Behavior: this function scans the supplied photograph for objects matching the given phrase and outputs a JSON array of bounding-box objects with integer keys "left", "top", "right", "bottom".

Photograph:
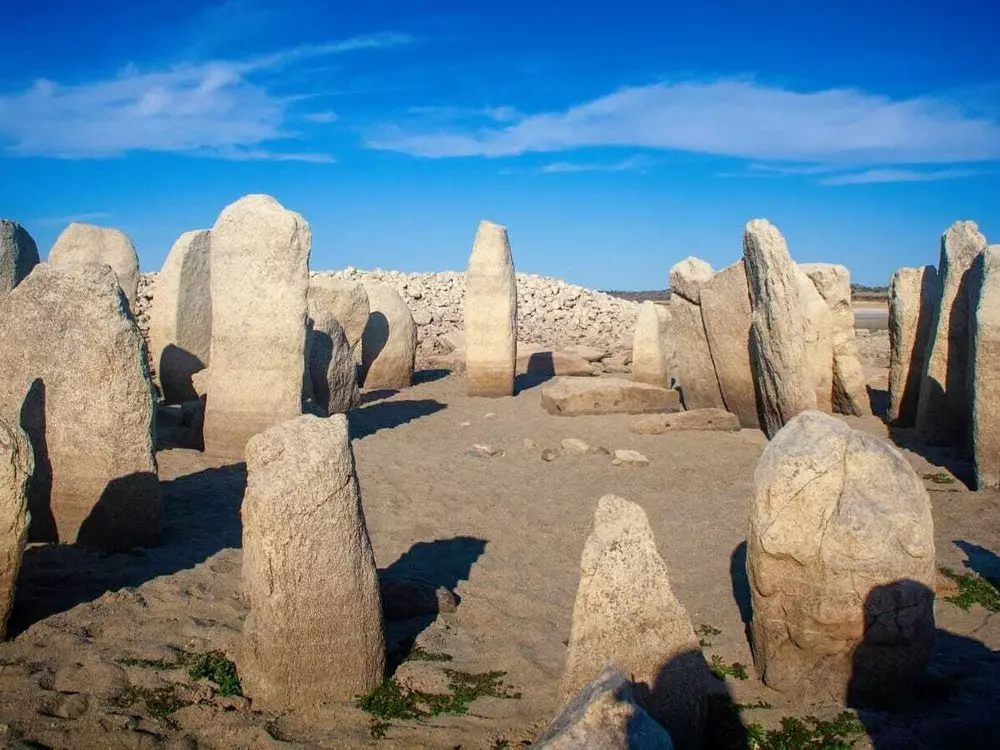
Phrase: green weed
[
  {"left": 746, "top": 712, "right": 865, "bottom": 749},
  {"left": 114, "top": 685, "right": 190, "bottom": 718},
  {"left": 923, "top": 472, "right": 955, "bottom": 484},
  {"left": 939, "top": 566, "right": 1000, "bottom": 612},
  {"left": 709, "top": 654, "right": 749, "bottom": 681},
  {"left": 187, "top": 650, "right": 242, "bottom": 697},
  {"left": 696, "top": 623, "right": 722, "bottom": 648},
  {"left": 403, "top": 646, "right": 454, "bottom": 663}
]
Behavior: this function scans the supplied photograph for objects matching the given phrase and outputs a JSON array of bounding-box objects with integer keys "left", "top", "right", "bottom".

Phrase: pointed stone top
[
  {"left": 589, "top": 494, "right": 656, "bottom": 551},
  {"left": 668, "top": 257, "right": 713, "bottom": 304},
  {"left": 470, "top": 220, "right": 513, "bottom": 266},
  {"left": 941, "top": 221, "right": 987, "bottom": 270},
  {"left": 478, "top": 219, "right": 507, "bottom": 232}
]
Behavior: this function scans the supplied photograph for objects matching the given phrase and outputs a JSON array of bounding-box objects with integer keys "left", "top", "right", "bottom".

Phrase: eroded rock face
[
  {"left": 464, "top": 221, "right": 517, "bottom": 397},
  {"left": 0, "top": 415, "right": 31, "bottom": 638},
  {"left": 241, "top": 414, "right": 385, "bottom": 711},
  {"left": 794, "top": 266, "right": 835, "bottom": 413},
  {"left": 361, "top": 283, "right": 417, "bottom": 390},
  {"left": 0, "top": 220, "right": 39, "bottom": 297},
  {"left": 971, "top": 246, "right": 1000, "bottom": 489},
  {"left": 668, "top": 257, "right": 714, "bottom": 305},
  {"left": 308, "top": 278, "right": 370, "bottom": 350},
  {"left": 541, "top": 377, "right": 681, "bottom": 416},
  {"left": 631, "top": 301, "right": 673, "bottom": 389},
  {"left": 561, "top": 495, "right": 708, "bottom": 749},
  {"left": 743, "top": 220, "right": 816, "bottom": 438},
  {"left": 148, "top": 230, "right": 212, "bottom": 404},
  {"left": 888, "top": 266, "right": 940, "bottom": 426},
  {"left": 203, "top": 195, "right": 310, "bottom": 457},
  {"left": 0, "top": 263, "right": 162, "bottom": 550},
  {"left": 306, "top": 317, "right": 359, "bottom": 415},
  {"left": 916, "top": 221, "right": 988, "bottom": 445},
  {"left": 668, "top": 259, "right": 724, "bottom": 411},
  {"left": 747, "top": 411, "right": 935, "bottom": 703},
  {"left": 49, "top": 222, "right": 140, "bottom": 311}
]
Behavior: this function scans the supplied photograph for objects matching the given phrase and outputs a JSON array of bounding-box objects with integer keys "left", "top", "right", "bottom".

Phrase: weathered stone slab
[
  {"left": 631, "top": 408, "right": 740, "bottom": 434},
  {"left": 49, "top": 222, "right": 140, "bottom": 310},
  {"left": 149, "top": 230, "right": 212, "bottom": 404},
  {"left": 0, "top": 220, "right": 39, "bottom": 297},
  {"left": 308, "top": 278, "right": 370, "bottom": 349},
  {"left": 203, "top": 195, "right": 310, "bottom": 457},
  {"left": 465, "top": 221, "right": 517, "bottom": 397},
  {"left": 669, "top": 257, "right": 713, "bottom": 305},
  {"left": 668, "top": 296, "right": 724, "bottom": 410},
  {"left": 971, "top": 246, "right": 1000, "bottom": 489},
  {"left": 748, "top": 411, "right": 935, "bottom": 703},
  {"left": 0, "top": 263, "right": 162, "bottom": 550},
  {"left": 517, "top": 344, "right": 594, "bottom": 377},
  {"left": 888, "top": 266, "right": 940, "bottom": 426},
  {"left": 700, "top": 260, "right": 758, "bottom": 427},
  {"left": 0, "top": 415, "right": 31, "bottom": 638},
  {"left": 631, "top": 301, "right": 673, "bottom": 388},
  {"left": 241, "top": 414, "right": 385, "bottom": 710},
  {"left": 561, "top": 495, "right": 708, "bottom": 749},
  {"left": 743, "top": 220, "right": 816, "bottom": 438},
  {"left": 306, "top": 316, "right": 359, "bottom": 415},
  {"left": 794, "top": 266, "right": 835, "bottom": 412},
  {"left": 541, "top": 377, "right": 681, "bottom": 416},
  {"left": 916, "top": 221, "right": 988, "bottom": 445},
  {"left": 361, "top": 283, "right": 417, "bottom": 389}
]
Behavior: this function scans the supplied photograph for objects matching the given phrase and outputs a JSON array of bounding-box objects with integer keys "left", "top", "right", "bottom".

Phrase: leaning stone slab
[
  {"left": 308, "top": 277, "right": 370, "bottom": 350},
  {"left": 0, "top": 415, "right": 31, "bottom": 638},
  {"left": 631, "top": 301, "right": 673, "bottom": 388},
  {"left": 148, "top": 230, "right": 212, "bottom": 404},
  {"left": 971, "top": 246, "right": 1000, "bottom": 489},
  {"left": 916, "top": 221, "right": 988, "bottom": 445},
  {"left": 306, "top": 316, "right": 360, "bottom": 415},
  {"left": 203, "top": 195, "right": 309, "bottom": 458},
  {"left": 561, "top": 495, "right": 708, "bottom": 749},
  {"left": 49, "top": 222, "right": 140, "bottom": 310},
  {"left": 0, "top": 263, "right": 162, "bottom": 550},
  {"left": 536, "top": 666, "right": 675, "bottom": 749},
  {"left": 888, "top": 266, "right": 940, "bottom": 426},
  {"left": 361, "top": 283, "right": 417, "bottom": 389},
  {"left": 743, "top": 220, "right": 816, "bottom": 438},
  {"left": 700, "top": 260, "right": 758, "bottom": 427},
  {"left": 541, "top": 377, "right": 681, "bottom": 416},
  {"left": 631, "top": 408, "right": 740, "bottom": 434},
  {"left": 0, "top": 220, "right": 39, "bottom": 297},
  {"left": 240, "top": 414, "right": 385, "bottom": 711},
  {"left": 668, "top": 258, "right": 724, "bottom": 411},
  {"left": 747, "top": 411, "right": 935, "bottom": 703},
  {"left": 465, "top": 220, "right": 517, "bottom": 397}
]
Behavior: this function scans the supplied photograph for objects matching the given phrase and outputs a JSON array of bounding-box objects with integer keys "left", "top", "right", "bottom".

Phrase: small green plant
[
  {"left": 696, "top": 623, "right": 722, "bottom": 648},
  {"left": 746, "top": 712, "right": 865, "bottom": 749},
  {"left": 357, "top": 677, "right": 425, "bottom": 721},
  {"left": 117, "top": 657, "right": 175, "bottom": 669},
  {"left": 923, "top": 472, "right": 956, "bottom": 485},
  {"left": 403, "top": 646, "right": 454, "bottom": 663},
  {"left": 115, "top": 685, "right": 191, "bottom": 718},
  {"left": 369, "top": 718, "right": 392, "bottom": 739},
  {"left": 187, "top": 650, "right": 242, "bottom": 697},
  {"left": 709, "top": 654, "right": 749, "bottom": 681},
  {"left": 737, "top": 699, "right": 774, "bottom": 712},
  {"left": 939, "top": 567, "right": 1000, "bottom": 612}
]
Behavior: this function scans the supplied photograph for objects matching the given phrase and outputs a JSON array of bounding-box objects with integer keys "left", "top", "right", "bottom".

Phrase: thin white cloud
[
  {"left": 540, "top": 157, "right": 644, "bottom": 174},
  {"left": 0, "top": 32, "right": 413, "bottom": 160},
  {"left": 820, "top": 168, "right": 977, "bottom": 186},
  {"left": 203, "top": 147, "right": 336, "bottom": 163},
  {"left": 302, "top": 111, "right": 339, "bottom": 124},
  {"left": 366, "top": 79, "right": 1000, "bottom": 166},
  {"left": 30, "top": 211, "right": 113, "bottom": 227}
]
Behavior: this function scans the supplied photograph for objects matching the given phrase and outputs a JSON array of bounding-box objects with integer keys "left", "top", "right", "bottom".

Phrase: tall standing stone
[
  {"left": 148, "top": 230, "right": 212, "bottom": 404},
  {"left": 306, "top": 316, "right": 360, "bottom": 415},
  {"left": 700, "top": 260, "right": 758, "bottom": 427},
  {"left": 747, "top": 411, "right": 935, "bottom": 703},
  {"left": 0, "top": 415, "right": 31, "bottom": 638},
  {"left": 0, "top": 220, "right": 39, "bottom": 296},
  {"left": 668, "top": 258, "right": 724, "bottom": 410},
  {"left": 801, "top": 263, "right": 871, "bottom": 416},
  {"left": 49, "top": 222, "right": 140, "bottom": 311},
  {"left": 240, "top": 414, "right": 385, "bottom": 710},
  {"left": 465, "top": 221, "right": 517, "bottom": 397},
  {"left": 743, "top": 220, "right": 816, "bottom": 438},
  {"left": 631, "top": 301, "right": 673, "bottom": 389},
  {"left": 308, "top": 278, "right": 370, "bottom": 350},
  {"left": 203, "top": 195, "right": 309, "bottom": 457},
  {"left": 794, "top": 266, "right": 835, "bottom": 412},
  {"left": 887, "top": 266, "right": 940, "bottom": 426},
  {"left": 971, "top": 246, "right": 1000, "bottom": 489},
  {"left": 915, "top": 221, "right": 988, "bottom": 445},
  {"left": 561, "top": 495, "right": 708, "bottom": 750},
  {"left": 361, "top": 283, "right": 416, "bottom": 390},
  {"left": 0, "top": 263, "right": 162, "bottom": 550}
]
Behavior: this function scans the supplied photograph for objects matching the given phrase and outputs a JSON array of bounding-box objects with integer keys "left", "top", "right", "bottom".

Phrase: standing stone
[
  {"left": 668, "top": 259, "right": 724, "bottom": 410},
  {"left": 306, "top": 317, "right": 360, "bottom": 415},
  {"left": 561, "top": 495, "right": 708, "bottom": 750},
  {"left": 465, "top": 221, "right": 517, "bottom": 397},
  {"left": 794, "top": 266, "right": 835, "bottom": 413},
  {"left": 747, "top": 411, "right": 935, "bottom": 703},
  {"left": 631, "top": 301, "right": 673, "bottom": 389},
  {"left": 971, "top": 246, "right": 1000, "bottom": 489},
  {"left": 888, "top": 267, "right": 941, "bottom": 426},
  {"left": 308, "top": 278, "right": 370, "bottom": 349},
  {"left": 361, "top": 284, "right": 417, "bottom": 389},
  {"left": 0, "top": 415, "right": 31, "bottom": 638},
  {"left": 49, "top": 222, "right": 140, "bottom": 311},
  {"left": 700, "top": 260, "right": 758, "bottom": 427},
  {"left": 240, "top": 414, "right": 385, "bottom": 710},
  {"left": 0, "top": 220, "right": 39, "bottom": 296},
  {"left": 743, "top": 220, "right": 816, "bottom": 438},
  {"left": 916, "top": 221, "right": 988, "bottom": 444},
  {"left": 0, "top": 263, "right": 162, "bottom": 550},
  {"left": 203, "top": 195, "right": 309, "bottom": 457},
  {"left": 148, "top": 230, "right": 212, "bottom": 404}
]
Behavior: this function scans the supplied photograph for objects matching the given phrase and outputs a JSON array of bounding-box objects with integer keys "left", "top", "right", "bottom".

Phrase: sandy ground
[{"left": 0, "top": 358, "right": 997, "bottom": 749}]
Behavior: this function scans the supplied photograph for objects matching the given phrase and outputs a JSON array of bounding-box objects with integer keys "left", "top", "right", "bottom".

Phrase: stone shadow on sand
[
  {"left": 8, "top": 462, "right": 246, "bottom": 637},
  {"left": 514, "top": 352, "right": 559, "bottom": 394},
  {"left": 885, "top": 424, "right": 976, "bottom": 489},
  {"left": 348, "top": 399, "right": 446, "bottom": 439},
  {"left": 360, "top": 388, "right": 398, "bottom": 405},
  {"left": 413, "top": 368, "right": 450, "bottom": 385},
  {"left": 730, "top": 542, "right": 752, "bottom": 644},
  {"left": 953, "top": 540, "right": 1000, "bottom": 587},
  {"left": 867, "top": 386, "right": 889, "bottom": 420}
]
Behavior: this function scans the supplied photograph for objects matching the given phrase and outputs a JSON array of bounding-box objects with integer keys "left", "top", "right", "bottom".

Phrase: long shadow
[
  {"left": 8, "top": 462, "right": 246, "bottom": 637},
  {"left": 729, "top": 542, "right": 752, "bottom": 646},
  {"left": 953, "top": 539, "right": 1000, "bottom": 588},
  {"left": 360, "top": 388, "right": 398, "bottom": 405},
  {"left": 514, "top": 352, "right": 559, "bottom": 394},
  {"left": 413, "top": 368, "right": 450, "bottom": 385},
  {"left": 886, "top": 424, "right": 976, "bottom": 488},
  {"left": 348, "top": 398, "right": 446, "bottom": 439}
]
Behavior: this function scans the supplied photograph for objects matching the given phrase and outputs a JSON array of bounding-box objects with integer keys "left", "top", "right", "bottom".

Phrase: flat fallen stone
[
  {"left": 561, "top": 438, "right": 607, "bottom": 455},
  {"left": 631, "top": 408, "right": 740, "bottom": 434},
  {"left": 564, "top": 345, "right": 608, "bottom": 363},
  {"left": 611, "top": 449, "right": 649, "bottom": 466},
  {"left": 517, "top": 344, "right": 595, "bottom": 377},
  {"left": 541, "top": 377, "right": 681, "bottom": 416}
]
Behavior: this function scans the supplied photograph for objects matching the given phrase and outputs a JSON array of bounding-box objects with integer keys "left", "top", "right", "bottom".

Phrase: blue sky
[{"left": 1, "top": 0, "right": 998, "bottom": 289}]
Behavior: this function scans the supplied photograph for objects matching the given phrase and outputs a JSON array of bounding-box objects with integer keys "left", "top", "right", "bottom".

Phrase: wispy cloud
[
  {"left": 0, "top": 32, "right": 413, "bottom": 160},
  {"left": 30, "top": 211, "right": 112, "bottom": 227},
  {"left": 820, "top": 168, "right": 978, "bottom": 186},
  {"left": 540, "top": 157, "right": 645, "bottom": 174},
  {"left": 302, "top": 111, "right": 339, "bottom": 124},
  {"left": 366, "top": 79, "right": 1000, "bottom": 166}
]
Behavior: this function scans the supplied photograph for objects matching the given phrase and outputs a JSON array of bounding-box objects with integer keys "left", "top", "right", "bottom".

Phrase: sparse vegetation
[
  {"left": 746, "top": 711, "right": 865, "bottom": 749},
  {"left": 737, "top": 699, "right": 774, "bottom": 712},
  {"left": 117, "top": 649, "right": 242, "bottom": 698},
  {"left": 114, "top": 685, "right": 191, "bottom": 718},
  {"left": 939, "top": 566, "right": 1000, "bottom": 612},
  {"left": 403, "top": 646, "right": 454, "bottom": 663},
  {"left": 923, "top": 472, "right": 956, "bottom": 485},
  {"left": 696, "top": 623, "right": 722, "bottom": 648},
  {"left": 709, "top": 654, "right": 749, "bottom": 681}
]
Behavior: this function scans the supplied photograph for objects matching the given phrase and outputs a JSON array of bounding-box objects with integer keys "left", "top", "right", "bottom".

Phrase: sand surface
[{"left": 0, "top": 366, "right": 998, "bottom": 749}]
